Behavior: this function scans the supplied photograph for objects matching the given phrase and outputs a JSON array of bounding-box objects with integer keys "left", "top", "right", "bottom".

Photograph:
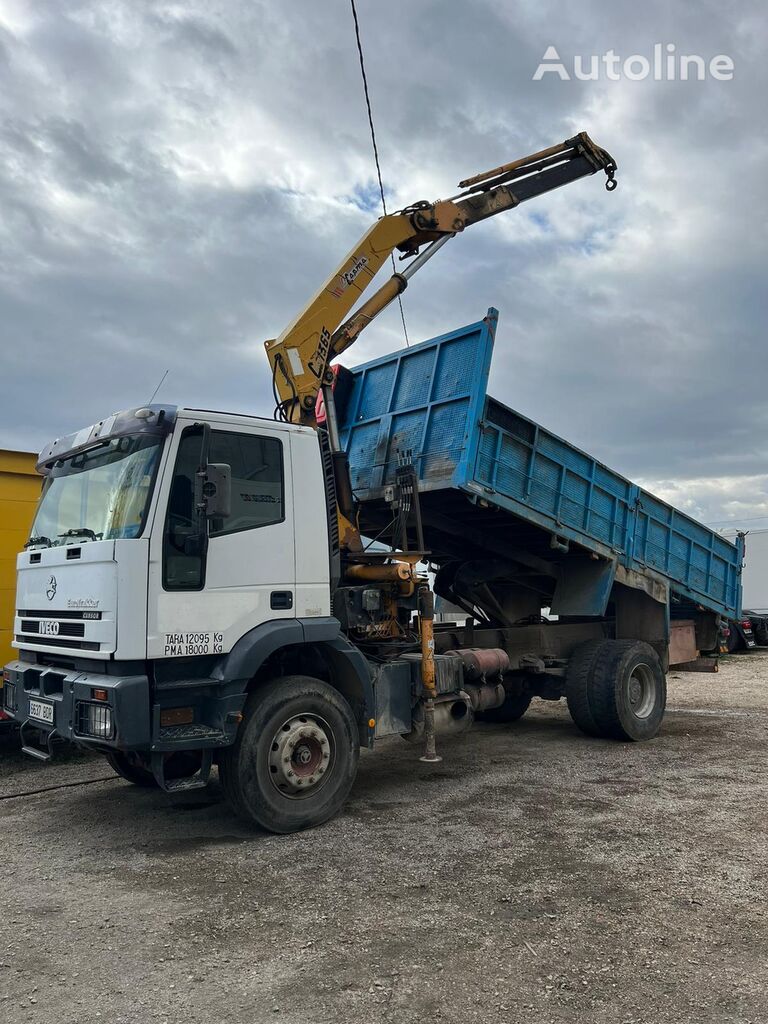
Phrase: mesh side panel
[
  {"left": 538, "top": 432, "right": 592, "bottom": 478},
  {"left": 391, "top": 349, "right": 435, "bottom": 410},
  {"left": 384, "top": 411, "right": 429, "bottom": 484},
  {"left": 431, "top": 332, "right": 482, "bottom": 403},
  {"left": 357, "top": 363, "right": 397, "bottom": 420},
  {"left": 494, "top": 435, "right": 529, "bottom": 500},
  {"left": 486, "top": 400, "right": 536, "bottom": 444},
  {"left": 421, "top": 399, "right": 470, "bottom": 481},
  {"left": 347, "top": 422, "right": 383, "bottom": 491}
]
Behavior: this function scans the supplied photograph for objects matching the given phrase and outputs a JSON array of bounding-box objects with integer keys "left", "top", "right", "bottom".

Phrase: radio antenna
[{"left": 147, "top": 369, "right": 169, "bottom": 406}]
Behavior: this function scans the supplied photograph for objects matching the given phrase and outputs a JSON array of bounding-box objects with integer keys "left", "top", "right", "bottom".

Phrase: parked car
[{"left": 744, "top": 610, "right": 768, "bottom": 646}]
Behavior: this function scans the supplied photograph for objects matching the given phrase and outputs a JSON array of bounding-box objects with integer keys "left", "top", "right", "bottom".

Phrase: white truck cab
[{"left": 14, "top": 406, "right": 331, "bottom": 663}]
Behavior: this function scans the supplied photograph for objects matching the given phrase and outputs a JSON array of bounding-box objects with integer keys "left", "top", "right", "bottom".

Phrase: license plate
[{"left": 29, "top": 699, "right": 54, "bottom": 725}]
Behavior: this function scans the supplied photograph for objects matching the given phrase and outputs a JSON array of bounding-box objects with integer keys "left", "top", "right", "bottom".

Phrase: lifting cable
[{"left": 349, "top": 0, "right": 410, "bottom": 347}]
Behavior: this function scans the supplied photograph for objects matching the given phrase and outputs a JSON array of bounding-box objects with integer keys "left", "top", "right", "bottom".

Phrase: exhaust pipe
[{"left": 403, "top": 692, "right": 474, "bottom": 743}]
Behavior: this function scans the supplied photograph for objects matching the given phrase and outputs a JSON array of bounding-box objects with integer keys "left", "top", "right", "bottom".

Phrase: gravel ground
[{"left": 1, "top": 654, "right": 767, "bottom": 1024}]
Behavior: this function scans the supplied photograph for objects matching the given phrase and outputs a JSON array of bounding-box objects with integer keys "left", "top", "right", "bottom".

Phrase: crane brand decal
[
  {"left": 164, "top": 631, "right": 224, "bottom": 656},
  {"left": 330, "top": 255, "right": 368, "bottom": 298}
]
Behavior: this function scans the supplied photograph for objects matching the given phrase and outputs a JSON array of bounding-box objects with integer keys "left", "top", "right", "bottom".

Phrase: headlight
[{"left": 75, "top": 701, "right": 114, "bottom": 739}]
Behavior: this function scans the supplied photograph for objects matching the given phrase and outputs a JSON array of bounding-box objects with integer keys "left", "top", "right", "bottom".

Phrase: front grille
[
  {"left": 20, "top": 620, "right": 85, "bottom": 637},
  {"left": 3, "top": 681, "right": 17, "bottom": 713},
  {"left": 75, "top": 700, "right": 114, "bottom": 739},
  {"left": 18, "top": 609, "right": 102, "bottom": 620},
  {"left": 16, "top": 636, "right": 100, "bottom": 652}
]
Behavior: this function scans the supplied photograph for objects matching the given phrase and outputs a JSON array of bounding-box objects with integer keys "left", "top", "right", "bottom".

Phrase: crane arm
[{"left": 265, "top": 131, "right": 616, "bottom": 425}]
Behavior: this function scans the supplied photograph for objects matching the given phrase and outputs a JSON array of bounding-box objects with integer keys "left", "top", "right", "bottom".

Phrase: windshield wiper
[
  {"left": 57, "top": 528, "right": 102, "bottom": 542},
  {"left": 24, "top": 535, "right": 52, "bottom": 549}
]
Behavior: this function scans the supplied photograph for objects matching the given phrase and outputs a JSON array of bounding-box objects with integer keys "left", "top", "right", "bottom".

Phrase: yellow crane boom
[{"left": 265, "top": 131, "right": 617, "bottom": 426}]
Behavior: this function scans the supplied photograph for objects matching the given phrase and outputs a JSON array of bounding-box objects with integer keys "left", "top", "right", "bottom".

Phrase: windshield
[{"left": 29, "top": 434, "right": 163, "bottom": 546}]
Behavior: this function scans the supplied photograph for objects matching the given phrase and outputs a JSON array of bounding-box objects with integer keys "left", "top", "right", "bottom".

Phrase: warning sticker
[{"left": 164, "top": 632, "right": 224, "bottom": 657}]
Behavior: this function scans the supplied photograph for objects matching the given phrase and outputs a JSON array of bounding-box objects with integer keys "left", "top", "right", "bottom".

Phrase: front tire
[
  {"left": 106, "top": 751, "right": 156, "bottom": 787},
  {"left": 219, "top": 675, "right": 360, "bottom": 834},
  {"left": 106, "top": 751, "right": 202, "bottom": 787}
]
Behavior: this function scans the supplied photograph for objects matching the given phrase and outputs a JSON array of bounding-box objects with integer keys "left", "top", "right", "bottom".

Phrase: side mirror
[{"left": 196, "top": 463, "right": 231, "bottom": 519}]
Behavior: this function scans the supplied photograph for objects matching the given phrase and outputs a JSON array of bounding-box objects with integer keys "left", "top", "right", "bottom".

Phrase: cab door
[{"left": 146, "top": 420, "right": 296, "bottom": 660}]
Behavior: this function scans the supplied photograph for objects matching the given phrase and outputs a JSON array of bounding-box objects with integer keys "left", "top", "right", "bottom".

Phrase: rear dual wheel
[
  {"left": 219, "top": 675, "right": 359, "bottom": 834},
  {"left": 566, "top": 639, "right": 666, "bottom": 741}
]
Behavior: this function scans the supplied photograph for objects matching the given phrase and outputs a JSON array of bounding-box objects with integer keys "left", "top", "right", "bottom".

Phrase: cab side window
[
  {"left": 208, "top": 432, "right": 284, "bottom": 536},
  {"left": 162, "top": 428, "right": 284, "bottom": 591}
]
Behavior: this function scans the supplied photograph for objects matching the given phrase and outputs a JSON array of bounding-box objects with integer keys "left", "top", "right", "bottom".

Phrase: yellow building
[{"left": 1, "top": 450, "right": 41, "bottom": 670}]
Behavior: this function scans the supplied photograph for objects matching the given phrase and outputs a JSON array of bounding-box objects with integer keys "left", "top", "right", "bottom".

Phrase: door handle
[{"left": 270, "top": 591, "right": 293, "bottom": 610}]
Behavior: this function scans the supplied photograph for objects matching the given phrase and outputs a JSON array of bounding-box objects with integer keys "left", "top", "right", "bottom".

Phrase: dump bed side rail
[{"left": 473, "top": 399, "right": 742, "bottom": 616}]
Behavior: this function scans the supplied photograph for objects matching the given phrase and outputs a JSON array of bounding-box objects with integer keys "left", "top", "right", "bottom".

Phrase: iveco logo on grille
[
  {"left": 46, "top": 575, "right": 57, "bottom": 601},
  {"left": 39, "top": 620, "right": 61, "bottom": 636}
]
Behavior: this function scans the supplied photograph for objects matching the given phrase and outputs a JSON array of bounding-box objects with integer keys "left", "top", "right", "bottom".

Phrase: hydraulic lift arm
[{"left": 265, "top": 131, "right": 617, "bottom": 426}]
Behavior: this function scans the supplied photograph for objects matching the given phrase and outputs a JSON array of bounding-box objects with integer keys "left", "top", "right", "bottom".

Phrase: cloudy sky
[{"left": 1, "top": 0, "right": 766, "bottom": 530}]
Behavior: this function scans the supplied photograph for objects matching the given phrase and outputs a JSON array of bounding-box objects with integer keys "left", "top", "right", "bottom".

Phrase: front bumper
[
  {"left": 3, "top": 659, "right": 245, "bottom": 758},
  {"left": 2, "top": 660, "right": 150, "bottom": 751}
]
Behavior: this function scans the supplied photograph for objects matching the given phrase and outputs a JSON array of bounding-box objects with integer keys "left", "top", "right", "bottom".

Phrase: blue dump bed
[{"left": 339, "top": 309, "right": 742, "bottom": 618}]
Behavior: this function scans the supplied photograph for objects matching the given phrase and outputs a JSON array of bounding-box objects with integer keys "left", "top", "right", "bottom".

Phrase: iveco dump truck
[{"left": 3, "top": 134, "right": 742, "bottom": 833}]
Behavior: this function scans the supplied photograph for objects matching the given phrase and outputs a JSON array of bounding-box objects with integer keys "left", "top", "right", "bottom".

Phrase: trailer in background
[{"left": 0, "top": 449, "right": 40, "bottom": 725}]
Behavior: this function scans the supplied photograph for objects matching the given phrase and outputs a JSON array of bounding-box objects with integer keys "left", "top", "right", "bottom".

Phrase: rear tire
[
  {"left": 565, "top": 639, "right": 606, "bottom": 737},
  {"left": 106, "top": 751, "right": 156, "bottom": 787},
  {"left": 567, "top": 639, "right": 666, "bottom": 741},
  {"left": 219, "top": 675, "right": 360, "bottom": 834}
]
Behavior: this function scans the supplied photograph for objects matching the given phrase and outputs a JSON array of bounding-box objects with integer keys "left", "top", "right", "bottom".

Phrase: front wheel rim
[
  {"left": 626, "top": 663, "right": 657, "bottom": 719},
  {"left": 267, "top": 714, "right": 335, "bottom": 800}
]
